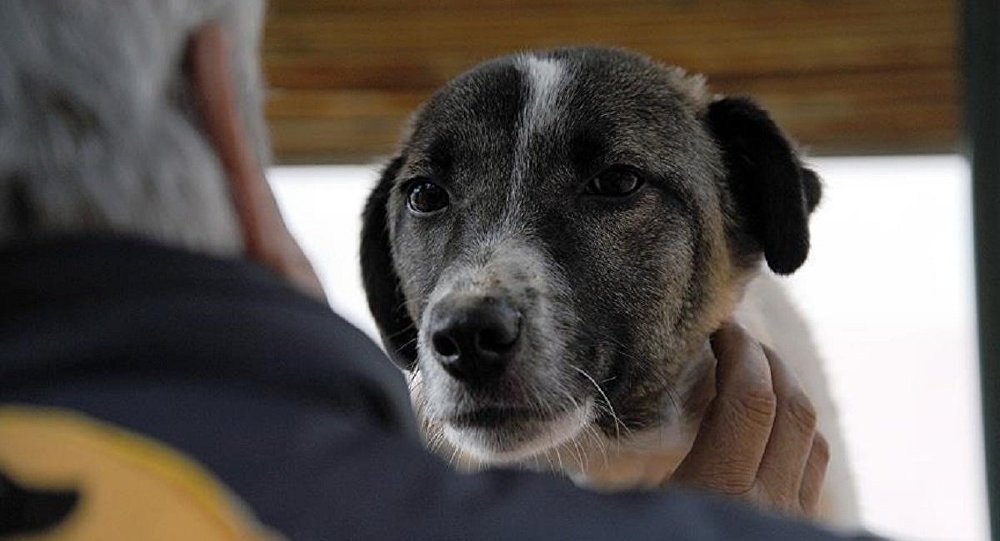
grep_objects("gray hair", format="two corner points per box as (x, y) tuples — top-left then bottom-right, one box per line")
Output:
(0, 0), (269, 255)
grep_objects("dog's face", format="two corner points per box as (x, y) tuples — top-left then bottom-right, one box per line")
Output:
(362, 48), (820, 465)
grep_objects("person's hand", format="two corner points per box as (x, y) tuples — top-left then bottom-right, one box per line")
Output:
(670, 322), (829, 519)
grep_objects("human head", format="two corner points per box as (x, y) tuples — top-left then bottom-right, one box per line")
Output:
(0, 0), (266, 255)
(0, 1), (324, 297)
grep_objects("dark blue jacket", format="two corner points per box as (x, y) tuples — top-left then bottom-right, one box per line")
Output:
(0, 237), (870, 540)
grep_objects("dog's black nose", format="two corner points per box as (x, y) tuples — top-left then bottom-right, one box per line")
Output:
(429, 296), (522, 384)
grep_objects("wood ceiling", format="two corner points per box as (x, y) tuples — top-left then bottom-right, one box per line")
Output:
(263, 0), (958, 164)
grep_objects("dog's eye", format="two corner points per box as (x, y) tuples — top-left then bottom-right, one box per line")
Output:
(586, 167), (645, 197)
(406, 181), (449, 214)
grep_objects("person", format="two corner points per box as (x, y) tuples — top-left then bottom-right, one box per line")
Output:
(0, 2), (875, 539)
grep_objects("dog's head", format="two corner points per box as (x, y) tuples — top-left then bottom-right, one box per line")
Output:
(361, 48), (820, 465)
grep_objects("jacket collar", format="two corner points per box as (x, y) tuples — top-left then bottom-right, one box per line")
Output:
(0, 234), (319, 318)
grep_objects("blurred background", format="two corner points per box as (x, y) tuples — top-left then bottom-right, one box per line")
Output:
(262, 0), (956, 162)
(261, 1), (986, 539)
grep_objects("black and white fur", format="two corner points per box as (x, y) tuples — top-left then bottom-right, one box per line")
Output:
(361, 48), (857, 525)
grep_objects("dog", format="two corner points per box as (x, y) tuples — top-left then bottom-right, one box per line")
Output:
(360, 47), (857, 526)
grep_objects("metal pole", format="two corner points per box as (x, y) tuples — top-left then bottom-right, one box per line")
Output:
(964, 1), (1000, 539)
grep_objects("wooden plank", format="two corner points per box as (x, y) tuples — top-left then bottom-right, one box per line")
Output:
(267, 66), (957, 163)
(263, 7), (952, 74)
(263, 0), (958, 162)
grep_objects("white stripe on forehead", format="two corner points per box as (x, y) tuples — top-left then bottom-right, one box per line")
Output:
(482, 55), (566, 244)
(518, 54), (565, 137)
(499, 54), (566, 231)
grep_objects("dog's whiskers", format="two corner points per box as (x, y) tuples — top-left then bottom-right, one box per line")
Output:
(597, 333), (688, 422)
(578, 423), (609, 469)
(569, 435), (588, 471)
(425, 426), (449, 455)
(384, 319), (417, 341)
(568, 363), (628, 440)
(393, 335), (419, 356)
(448, 443), (462, 467)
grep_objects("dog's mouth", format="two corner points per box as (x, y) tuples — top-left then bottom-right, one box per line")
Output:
(448, 406), (548, 429)
(440, 400), (594, 464)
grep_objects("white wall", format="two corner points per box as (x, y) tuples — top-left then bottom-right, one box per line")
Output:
(269, 155), (988, 541)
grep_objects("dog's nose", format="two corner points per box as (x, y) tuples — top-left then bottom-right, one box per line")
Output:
(428, 296), (522, 384)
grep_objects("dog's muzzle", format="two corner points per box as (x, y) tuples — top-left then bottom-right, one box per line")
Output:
(415, 246), (594, 462)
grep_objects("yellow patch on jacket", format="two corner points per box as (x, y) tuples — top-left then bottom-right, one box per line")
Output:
(0, 406), (282, 541)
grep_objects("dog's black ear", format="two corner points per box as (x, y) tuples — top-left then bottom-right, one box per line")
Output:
(361, 156), (419, 370)
(707, 97), (822, 275)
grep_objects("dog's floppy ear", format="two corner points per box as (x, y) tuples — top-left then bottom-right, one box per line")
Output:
(361, 156), (419, 370)
(706, 97), (822, 275)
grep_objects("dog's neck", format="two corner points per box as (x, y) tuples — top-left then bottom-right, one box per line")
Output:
(556, 342), (718, 490)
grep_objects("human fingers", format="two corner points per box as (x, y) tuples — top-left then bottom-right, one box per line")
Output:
(672, 323), (776, 495)
(754, 345), (820, 514)
(799, 432), (831, 515)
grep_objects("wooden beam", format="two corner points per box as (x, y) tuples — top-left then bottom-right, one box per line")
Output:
(264, 0), (958, 163)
